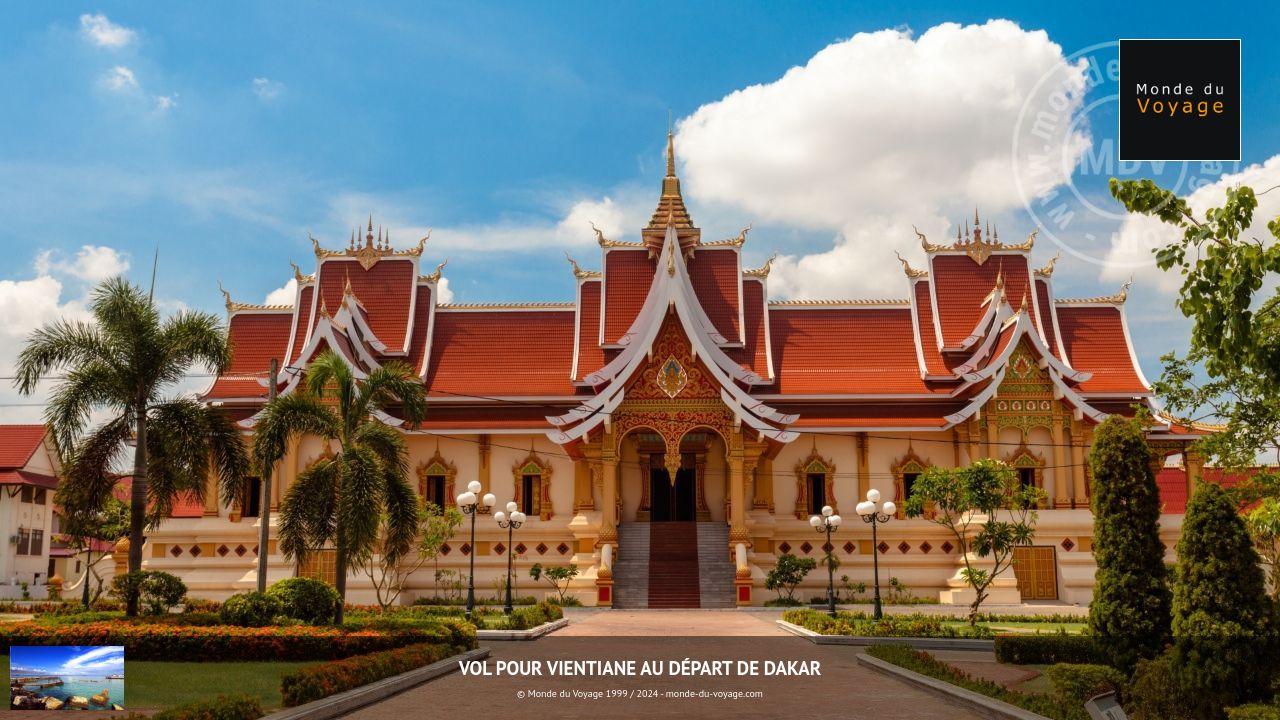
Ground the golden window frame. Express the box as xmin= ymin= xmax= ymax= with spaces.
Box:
xmin=891 ymin=450 xmax=931 ymax=518
xmin=794 ymin=450 xmax=837 ymax=519
xmin=1005 ymin=443 xmax=1047 ymax=506
xmin=513 ymin=452 xmax=554 ymax=521
xmin=416 ymin=450 xmax=457 ymax=509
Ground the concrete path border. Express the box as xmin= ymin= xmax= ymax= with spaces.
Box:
xmin=476 ymin=617 xmax=568 ymax=641
xmin=261 ymin=647 xmax=489 ymax=720
xmin=856 ymin=653 xmax=1052 ymax=720
xmin=776 ymin=619 xmax=996 ymax=650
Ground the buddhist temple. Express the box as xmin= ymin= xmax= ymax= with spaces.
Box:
xmin=148 ymin=132 xmax=1211 ymax=606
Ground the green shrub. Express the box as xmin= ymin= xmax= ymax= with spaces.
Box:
xmin=183 ymin=598 xmax=222 ymax=614
xmin=149 ymin=694 xmax=264 ymax=720
xmin=280 ymin=642 xmax=465 ymax=706
xmin=0 ymin=618 xmax=475 ymax=661
xmin=1045 ymin=663 xmax=1128 ymax=704
xmin=765 ymin=597 xmax=804 ymax=607
xmin=1226 ymin=705 xmax=1280 ymax=720
xmin=267 ymin=578 xmax=340 ymax=625
xmin=219 ymin=592 xmax=283 ymax=628
xmin=866 ymin=644 xmax=1088 ymax=720
xmin=1129 ymin=653 xmax=1196 ymax=720
xmin=505 ymin=601 xmax=564 ymax=630
xmin=1088 ymin=415 xmax=1171 ymax=671
xmin=766 ymin=554 xmax=816 ymax=602
xmin=1171 ymin=483 xmax=1280 ymax=717
xmin=782 ymin=608 xmax=993 ymax=639
xmin=110 ymin=571 xmax=188 ymax=615
xmin=993 ymin=635 xmax=1104 ymax=665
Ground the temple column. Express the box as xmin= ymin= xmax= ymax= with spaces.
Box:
xmin=573 ymin=458 xmax=595 ymax=512
xmin=595 ymin=431 xmax=618 ymax=606
xmin=1070 ymin=421 xmax=1087 ymax=508
xmin=1185 ymin=447 xmax=1204 ymax=500
xmin=727 ymin=430 xmax=752 ymax=606
xmin=1048 ymin=414 xmax=1065 ymax=509
xmin=856 ymin=432 xmax=870 ymax=501
xmin=203 ymin=470 xmax=220 ymax=517
xmin=952 ymin=428 xmax=961 ymax=467
xmin=985 ymin=413 xmax=998 ymax=460
xmin=477 ymin=434 xmax=492 ymax=514
xmin=752 ymin=457 xmax=774 ymax=511
xmin=968 ymin=418 xmax=983 ymax=463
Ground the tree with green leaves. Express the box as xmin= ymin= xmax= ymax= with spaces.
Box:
xmin=903 ymin=458 xmax=1043 ymax=625
xmin=1170 ymin=482 xmax=1278 ymax=717
xmin=765 ymin=554 xmax=817 ymax=602
xmin=528 ymin=563 xmax=579 ymax=604
xmin=1111 ymin=178 xmax=1280 ymax=473
xmin=1087 ymin=414 xmax=1171 ymax=671
xmin=56 ymin=495 xmax=130 ymax=607
xmin=14 ymin=277 xmax=250 ymax=616
xmin=1245 ymin=498 xmax=1280 ymax=601
xmin=363 ymin=501 xmax=463 ymax=611
xmin=253 ymin=350 xmax=427 ymax=624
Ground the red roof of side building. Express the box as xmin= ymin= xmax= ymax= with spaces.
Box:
xmin=1057 ymin=305 xmax=1148 ymax=393
xmin=0 ymin=470 xmax=57 ymax=489
xmin=425 ymin=310 xmax=579 ymax=397
xmin=769 ymin=307 xmax=945 ymax=395
xmin=1155 ymin=467 xmax=1259 ymax=514
xmin=574 ymin=280 xmax=605 ymax=381
xmin=0 ymin=425 xmax=48 ymax=469
xmin=287 ymin=285 xmax=315 ymax=365
xmin=687 ymin=248 xmax=741 ymax=343
xmin=205 ymin=312 xmax=294 ymax=400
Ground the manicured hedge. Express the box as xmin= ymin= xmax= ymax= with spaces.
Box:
xmin=0 ymin=619 xmax=476 ymax=661
xmin=506 ymin=601 xmax=564 ymax=630
xmin=1044 ymin=663 xmax=1128 ymax=703
xmin=281 ymin=642 xmax=468 ymax=707
xmin=866 ymin=644 xmax=1090 ymax=720
xmin=1227 ymin=705 xmax=1280 ymax=720
xmin=993 ymin=634 xmax=1105 ymax=665
xmin=150 ymin=694 xmax=264 ymax=720
xmin=782 ymin=608 xmax=994 ymax=639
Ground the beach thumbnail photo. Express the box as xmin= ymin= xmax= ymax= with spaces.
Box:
xmin=9 ymin=646 xmax=125 ymax=711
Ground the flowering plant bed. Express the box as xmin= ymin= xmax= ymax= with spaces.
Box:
xmin=0 ymin=619 xmax=476 ymax=661
xmin=280 ymin=641 xmax=471 ymax=707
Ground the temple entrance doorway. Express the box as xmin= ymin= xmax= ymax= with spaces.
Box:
xmin=650 ymin=453 xmax=696 ymax=522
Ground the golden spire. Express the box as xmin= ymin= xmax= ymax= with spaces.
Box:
xmin=665 ymin=125 xmax=676 ymax=177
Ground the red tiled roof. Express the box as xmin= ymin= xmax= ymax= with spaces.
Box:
xmin=1057 ymin=306 xmax=1148 ymax=393
xmin=930 ymin=254 xmax=1032 ymax=347
xmin=0 ymin=425 xmax=47 ymax=469
xmin=0 ymin=470 xmax=57 ymax=489
xmin=207 ymin=312 xmax=294 ymax=400
xmin=912 ymin=282 xmax=954 ymax=375
xmin=1156 ymin=467 xmax=1258 ymax=513
xmin=288 ymin=285 xmax=315 ymax=365
xmin=315 ymin=258 xmax=416 ymax=352
xmin=736 ymin=279 xmax=771 ymax=378
xmin=781 ymin=402 xmax=967 ymax=428
xmin=687 ymin=248 xmax=740 ymax=342
xmin=602 ymin=250 xmax=655 ymax=344
xmin=425 ymin=310 xmax=578 ymax=396
xmin=769 ymin=308 xmax=944 ymax=395
xmin=406 ymin=283 xmax=435 ymax=375
xmin=112 ymin=477 xmax=204 ymax=517
xmin=575 ymin=280 xmax=605 ymax=381
xmin=1034 ymin=279 xmax=1062 ymax=360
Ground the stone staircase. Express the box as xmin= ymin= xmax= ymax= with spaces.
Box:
xmin=612 ymin=523 xmax=650 ymax=608
xmin=695 ymin=522 xmax=736 ymax=608
xmin=611 ymin=522 xmax=736 ymax=608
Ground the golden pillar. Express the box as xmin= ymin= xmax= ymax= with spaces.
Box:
xmin=1185 ymin=447 xmax=1204 ymax=500
xmin=478 ymin=434 xmax=492 ymax=514
xmin=728 ymin=432 xmax=749 ymax=545
xmin=1070 ymin=421 xmax=1087 ymax=508
xmin=599 ymin=431 xmax=618 ymax=544
xmin=856 ymin=432 xmax=870 ymax=502
xmin=573 ymin=458 xmax=595 ymax=512
xmin=985 ymin=413 xmax=998 ymax=459
xmin=752 ymin=457 xmax=774 ymax=511
xmin=1049 ymin=416 xmax=1066 ymax=509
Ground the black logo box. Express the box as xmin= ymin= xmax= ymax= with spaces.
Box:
xmin=1118 ymin=39 xmax=1240 ymax=162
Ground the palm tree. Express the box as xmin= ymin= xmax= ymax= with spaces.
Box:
xmin=253 ymin=350 xmax=427 ymax=623
xmin=14 ymin=277 xmax=250 ymax=615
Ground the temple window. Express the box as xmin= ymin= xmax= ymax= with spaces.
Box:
xmin=513 ymin=451 xmax=554 ymax=521
xmin=241 ymin=477 xmax=262 ymax=518
xmin=1005 ymin=444 xmax=1047 ymax=507
xmin=416 ymin=450 xmax=457 ymax=512
xmin=891 ymin=449 xmax=931 ymax=518
xmin=794 ymin=446 xmax=836 ymax=519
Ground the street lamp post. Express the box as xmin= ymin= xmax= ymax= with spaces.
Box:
xmin=808 ymin=505 xmax=843 ymax=618
xmin=456 ymin=480 xmax=495 ymax=621
xmin=856 ymin=489 xmax=895 ymax=621
xmin=494 ymin=502 xmax=526 ymax=616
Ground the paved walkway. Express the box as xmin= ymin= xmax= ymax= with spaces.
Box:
xmin=343 ymin=610 xmax=985 ymax=720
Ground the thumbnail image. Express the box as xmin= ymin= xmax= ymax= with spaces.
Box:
xmin=9 ymin=646 xmax=126 ymax=711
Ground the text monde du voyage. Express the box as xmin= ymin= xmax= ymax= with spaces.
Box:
xmin=1134 ymin=82 xmax=1228 ymax=118
xmin=459 ymin=658 xmax=823 ymax=677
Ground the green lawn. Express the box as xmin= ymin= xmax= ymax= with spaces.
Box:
xmin=941 ymin=620 xmax=1087 ymax=635
xmin=4 ymin=654 xmax=321 ymax=710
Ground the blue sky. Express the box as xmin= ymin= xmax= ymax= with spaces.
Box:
xmin=1 ymin=2 xmax=1278 ymax=419
xmin=10 ymin=645 xmax=125 ymax=677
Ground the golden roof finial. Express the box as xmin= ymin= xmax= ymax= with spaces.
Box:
xmin=666 ymin=241 xmax=676 ymax=277
xmin=564 ymin=252 xmax=600 ymax=280
xmin=424 ymin=258 xmax=447 ymax=283
xmin=895 ymin=251 xmax=928 ymax=278
xmin=290 ymin=261 xmax=306 ymax=283
xmin=217 ymin=281 xmax=232 ymax=310
xmin=1034 ymin=251 xmax=1060 ymax=278
xmin=666 ymin=111 xmax=675 ymax=177
xmin=1116 ymin=275 xmax=1133 ymax=303
xmin=743 ymin=252 xmax=777 ymax=278
xmin=916 ymin=225 xmax=947 ymax=253
xmin=318 ymin=295 xmax=330 ymax=319
xmin=974 ymin=207 xmax=980 ymax=226
xmin=1008 ymin=228 xmax=1037 ymax=251
xmin=590 ymin=222 xmax=609 ymax=247
xmin=310 ymin=232 xmax=324 ymax=256
xmin=413 ymin=230 xmax=431 ymax=255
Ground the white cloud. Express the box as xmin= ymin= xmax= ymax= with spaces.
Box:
xmin=264 ymin=278 xmax=297 ymax=306
xmin=79 ymin=13 xmax=136 ymax=49
xmin=34 ymin=245 xmax=131 ymax=283
xmin=677 ymin=20 xmax=1090 ymax=298
xmin=102 ymin=65 xmax=138 ymax=91
xmin=154 ymin=94 xmax=178 ymax=111
xmin=252 ymin=77 xmax=284 ymax=100
xmin=436 ymin=277 xmax=455 ymax=304
xmin=1106 ymin=155 xmax=1280 ymax=293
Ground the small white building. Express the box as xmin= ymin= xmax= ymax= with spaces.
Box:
xmin=0 ymin=425 xmax=60 ymax=596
